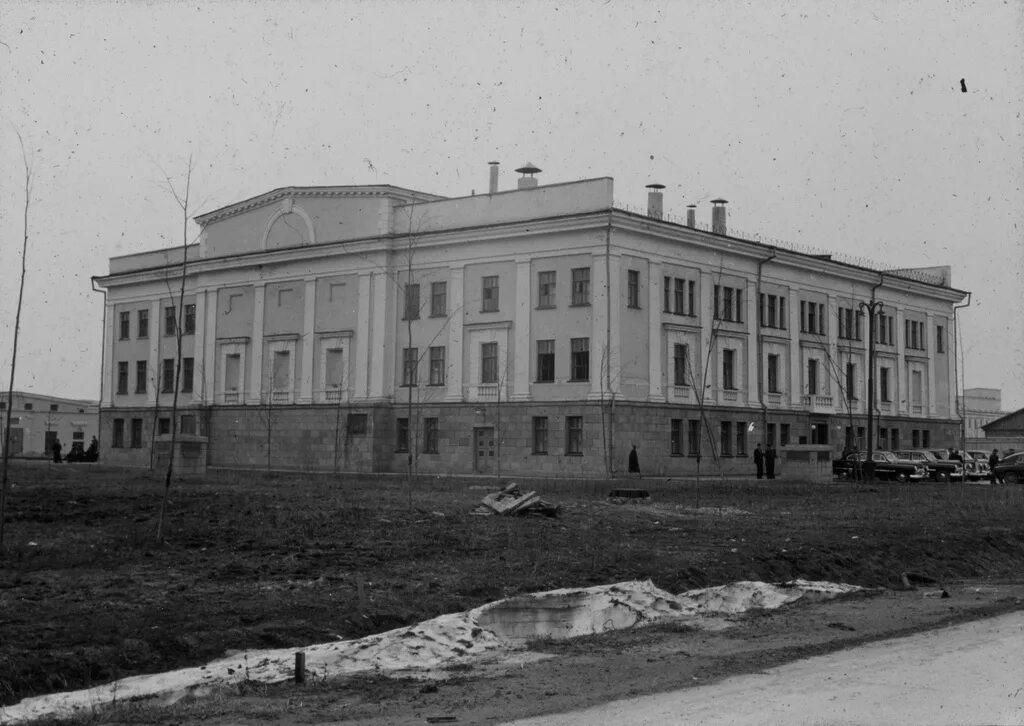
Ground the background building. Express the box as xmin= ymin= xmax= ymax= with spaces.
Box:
xmin=960 ymin=387 xmax=1004 ymax=440
xmin=94 ymin=164 xmax=968 ymax=476
xmin=0 ymin=392 xmax=99 ymax=457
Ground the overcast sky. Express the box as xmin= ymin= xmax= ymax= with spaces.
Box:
xmin=1 ymin=0 xmax=1022 ymax=410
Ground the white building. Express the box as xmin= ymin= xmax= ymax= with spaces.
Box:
xmin=0 ymin=391 xmax=99 ymax=457
xmin=93 ymin=164 xmax=967 ymax=476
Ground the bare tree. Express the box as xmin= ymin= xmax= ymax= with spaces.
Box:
xmin=1 ymin=131 xmax=32 ymax=548
xmin=155 ymin=156 xmax=194 ymax=542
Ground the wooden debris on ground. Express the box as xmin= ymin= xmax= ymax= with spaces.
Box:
xmin=471 ymin=482 xmax=561 ymax=517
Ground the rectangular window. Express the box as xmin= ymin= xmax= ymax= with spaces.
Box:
xmin=533 ymin=416 xmax=548 ymax=454
xmin=891 ymin=428 xmax=900 ymax=450
xmin=845 ymin=362 xmax=856 ymax=401
xmin=346 ymin=413 xmax=367 ymax=434
xmin=271 ymin=351 xmax=290 ymax=394
xmin=164 ymin=306 xmax=176 ymax=336
xmin=767 ymin=422 xmax=776 ymax=448
xmin=800 ymin=300 xmax=807 ymax=332
xmin=627 ymin=270 xmax=640 ymax=308
xmin=325 ymin=348 xmax=344 ymax=390
xmin=158 ymin=417 xmax=170 ymax=435
xmin=536 ymin=339 xmax=555 ymax=382
xmin=481 ymin=275 xmax=499 ymax=312
xmin=673 ymin=343 xmax=688 ymax=386
xmin=137 ymin=309 xmax=149 ymax=339
xmin=780 ymin=423 xmax=790 ymax=446
xmin=481 ymin=342 xmax=498 ymax=384
xmin=182 ymin=357 xmax=194 ymax=393
xmin=807 ymin=358 xmax=818 ymax=395
xmin=404 ymin=283 xmax=420 ymax=320
xmin=767 ymin=354 xmax=779 ymax=393
xmin=119 ymin=311 xmax=130 ymax=340
xmin=566 ymin=416 xmax=583 ymax=455
xmin=736 ymin=421 xmax=747 ymax=456
xmin=224 ymin=353 xmax=241 ymax=394
xmin=428 ymin=346 xmax=446 ymax=386
xmin=673 ymin=278 xmax=685 ymax=315
xmin=688 ymin=280 xmax=696 ymax=316
xmin=722 ymin=348 xmax=736 ymax=390
xmin=911 ymin=369 xmax=922 ymax=405
xmin=922 ymin=430 xmax=931 ymax=448
xmin=570 ymin=337 xmax=590 ymax=381
xmin=49 ymin=403 xmax=58 ymax=412
xmin=135 ymin=361 xmax=147 ymax=394
xmin=402 ymin=347 xmax=418 ymax=387
xmin=430 ymin=281 xmax=447 ymax=317
xmin=878 ymin=427 xmax=888 ymax=451
xmin=571 ymin=267 xmax=590 ymax=305
xmin=112 ymin=418 xmax=125 ymax=448
xmin=723 ymin=287 xmax=733 ymax=321
xmin=130 ymin=418 xmax=143 ymax=448
xmin=721 ymin=421 xmax=733 ymax=456
xmin=880 ymin=367 xmax=891 ymax=402
xmin=423 ymin=417 xmax=438 ymax=453
xmin=179 ymin=414 xmax=197 ymax=435
xmin=715 ymin=285 xmax=743 ymax=322
xmin=671 ymin=418 xmax=683 ymax=455
xmin=688 ymin=419 xmax=700 ymax=455
xmin=663 ymin=276 xmax=672 ymax=312
xmin=396 ymin=418 xmax=409 ymax=452
xmin=117 ymin=361 xmax=129 ymax=395
xmin=538 ymin=271 xmax=556 ymax=308
xmin=184 ymin=304 xmax=195 ymax=335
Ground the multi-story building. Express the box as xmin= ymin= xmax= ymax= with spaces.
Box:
xmin=0 ymin=391 xmax=99 ymax=457
xmin=93 ymin=164 xmax=967 ymax=476
xmin=959 ymin=387 xmax=1003 ymax=440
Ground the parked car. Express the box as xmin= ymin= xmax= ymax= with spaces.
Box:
xmin=894 ymin=449 xmax=964 ymax=481
xmin=833 ymin=451 xmax=927 ymax=482
xmin=994 ymin=455 xmax=1024 ymax=485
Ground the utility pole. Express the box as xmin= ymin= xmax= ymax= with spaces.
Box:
xmin=858 ymin=299 xmax=883 ymax=483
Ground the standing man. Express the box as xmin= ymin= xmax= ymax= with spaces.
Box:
xmin=51 ymin=438 xmax=62 ymax=464
xmin=628 ymin=444 xmax=641 ymax=479
xmin=989 ymin=448 xmax=1000 ymax=484
xmin=754 ymin=443 xmax=764 ymax=479
xmin=766 ymin=445 xmax=778 ymax=480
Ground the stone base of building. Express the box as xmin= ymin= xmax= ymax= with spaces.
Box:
xmin=98 ymin=402 xmax=964 ymax=479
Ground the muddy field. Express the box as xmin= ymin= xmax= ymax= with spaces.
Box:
xmin=2 ymin=462 xmax=1024 ymax=714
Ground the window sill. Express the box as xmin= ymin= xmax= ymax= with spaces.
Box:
xmin=536 ymin=305 xmax=555 ymax=310
xmin=568 ymin=378 xmax=589 ymax=383
xmin=428 ymin=313 xmax=447 ymax=319
xmin=535 ymin=379 xmax=555 ymax=384
xmin=427 ymin=383 xmax=446 ymax=387
xmin=532 ymin=451 xmax=548 ymax=456
xmin=569 ymin=303 xmax=591 ymax=308
xmin=670 ymin=453 xmax=685 ymax=458
xmin=627 ymin=305 xmax=642 ymax=310
xmin=480 ymin=308 xmax=500 ymax=314
xmin=564 ymin=452 xmax=583 ymax=457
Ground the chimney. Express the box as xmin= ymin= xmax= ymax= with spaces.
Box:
xmin=711 ymin=198 xmax=728 ymax=235
xmin=488 ymin=161 xmax=500 ymax=194
xmin=686 ymin=204 xmax=696 ymax=228
xmin=645 ymin=183 xmax=665 ymax=219
xmin=515 ymin=162 xmax=541 ymax=190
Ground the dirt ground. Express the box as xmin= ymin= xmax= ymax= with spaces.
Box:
xmin=2 ymin=462 xmax=1024 ymax=723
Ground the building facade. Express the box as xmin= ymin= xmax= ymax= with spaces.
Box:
xmin=94 ymin=166 xmax=967 ymax=476
xmin=0 ymin=391 xmax=99 ymax=457
xmin=959 ymin=387 xmax=1003 ymax=440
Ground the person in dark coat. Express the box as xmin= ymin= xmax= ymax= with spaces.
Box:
xmin=989 ymin=448 xmax=1000 ymax=484
xmin=628 ymin=444 xmax=641 ymax=478
xmin=51 ymin=438 xmax=62 ymax=464
xmin=86 ymin=436 xmax=99 ymax=462
xmin=753 ymin=443 xmax=764 ymax=479
xmin=766 ymin=446 xmax=778 ymax=480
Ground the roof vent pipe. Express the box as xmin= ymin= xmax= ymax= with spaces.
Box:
xmin=711 ymin=198 xmax=728 ymax=235
xmin=488 ymin=161 xmax=500 ymax=194
xmin=646 ymin=183 xmax=665 ymax=219
xmin=686 ymin=204 xmax=696 ymax=228
xmin=515 ymin=162 xmax=541 ymax=190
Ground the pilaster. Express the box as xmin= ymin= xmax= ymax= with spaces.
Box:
xmin=102 ymin=302 xmax=116 ymax=407
xmin=299 ymin=278 xmax=316 ymax=403
xmin=147 ymin=299 xmax=160 ymax=405
xmin=355 ymin=273 xmax=372 ymax=399
xmin=926 ymin=311 xmax=936 ymax=416
xmin=192 ymin=291 xmax=206 ymax=404
xmin=444 ymin=266 xmax=465 ymax=401
xmin=746 ymin=279 xmax=758 ymax=407
xmin=248 ymin=283 xmax=265 ymax=405
xmin=367 ymin=271 xmax=388 ymax=399
xmin=896 ymin=309 xmax=907 ymax=415
xmin=511 ymin=259 xmax=531 ymax=400
xmin=647 ymin=262 xmax=662 ymax=401
xmin=202 ymin=290 xmax=217 ymax=404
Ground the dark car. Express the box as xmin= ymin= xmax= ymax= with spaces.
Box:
xmin=994 ymin=453 xmax=1024 ymax=485
xmin=833 ymin=451 xmax=927 ymax=482
xmin=894 ymin=450 xmax=964 ymax=482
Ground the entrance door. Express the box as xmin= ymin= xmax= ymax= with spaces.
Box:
xmin=474 ymin=427 xmax=496 ymax=473
xmin=4 ymin=427 xmax=24 ymax=455
xmin=45 ymin=430 xmax=58 ymax=454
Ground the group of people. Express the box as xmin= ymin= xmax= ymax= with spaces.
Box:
xmin=51 ymin=436 xmax=99 ymax=463
xmin=753 ymin=443 xmax=779 ymax=480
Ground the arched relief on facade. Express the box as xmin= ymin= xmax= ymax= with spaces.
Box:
xmin=262 ymin=197 xmax=317 ymax=250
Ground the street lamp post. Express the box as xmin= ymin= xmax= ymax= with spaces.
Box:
xmin=858 ymin=299 xmax=883 ymax=483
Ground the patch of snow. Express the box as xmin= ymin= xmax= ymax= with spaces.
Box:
xmin=0 ymin=579 xmax=860 ymax=724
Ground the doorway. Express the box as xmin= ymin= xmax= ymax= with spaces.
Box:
xmin=474 ymin=427 xmax=495 ymax=473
